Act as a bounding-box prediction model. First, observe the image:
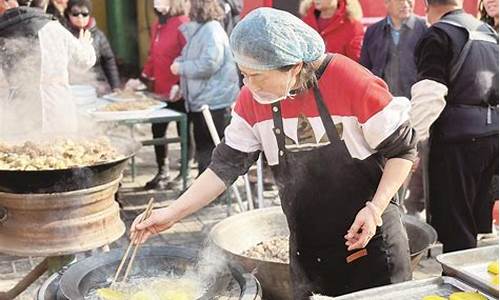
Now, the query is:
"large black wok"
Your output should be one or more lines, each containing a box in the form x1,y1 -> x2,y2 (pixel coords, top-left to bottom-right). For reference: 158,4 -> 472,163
57,246 -> 261,300
0,136 -> 141,193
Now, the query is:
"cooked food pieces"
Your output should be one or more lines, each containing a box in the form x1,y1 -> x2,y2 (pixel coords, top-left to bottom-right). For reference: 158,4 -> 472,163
488,261 -> 499,275
99,99 -> 163,112
423,292 -> 487,300
243,236 -> 289,263
422,296 -> 447,300
130,291 -> 156,300
110,90 -> 139,100
492,274 -> 499,286
449,292 -> 487,300
0,137 -> 122,170
96,288 -> 126,300
93,277 -> 201,300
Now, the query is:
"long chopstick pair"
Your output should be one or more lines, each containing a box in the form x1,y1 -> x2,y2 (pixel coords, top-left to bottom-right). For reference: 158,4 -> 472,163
112,197 -> 155,284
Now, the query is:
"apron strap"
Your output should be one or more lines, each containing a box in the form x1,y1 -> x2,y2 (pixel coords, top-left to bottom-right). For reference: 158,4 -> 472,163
271,53 -> 338,165
312,54 -> 341,143
271,101 -> 287,164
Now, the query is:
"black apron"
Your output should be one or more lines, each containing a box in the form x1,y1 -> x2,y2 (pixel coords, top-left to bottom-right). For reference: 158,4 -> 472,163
270,55 -> 411,299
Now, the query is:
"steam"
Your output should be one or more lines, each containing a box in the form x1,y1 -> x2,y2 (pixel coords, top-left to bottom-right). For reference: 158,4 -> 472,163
0,29 -> 106,142
194,241 -> 228,285
0,37 -> 43,138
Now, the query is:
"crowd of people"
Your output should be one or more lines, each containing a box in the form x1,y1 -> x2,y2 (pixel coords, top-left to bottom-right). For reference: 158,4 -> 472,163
0,0 -> 498,299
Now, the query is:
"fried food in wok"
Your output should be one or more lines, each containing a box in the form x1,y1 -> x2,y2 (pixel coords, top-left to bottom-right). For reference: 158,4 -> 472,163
99,99 -> 163,112
0,137 -> 123,170
94,277 -> 200,300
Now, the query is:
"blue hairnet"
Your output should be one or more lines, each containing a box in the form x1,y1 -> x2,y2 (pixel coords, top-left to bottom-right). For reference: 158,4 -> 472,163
230,7 -> 326,71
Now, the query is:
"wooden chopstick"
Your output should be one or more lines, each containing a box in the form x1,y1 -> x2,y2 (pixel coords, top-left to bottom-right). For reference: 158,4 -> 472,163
112,197 -> 155,284
122,202 -> 155,282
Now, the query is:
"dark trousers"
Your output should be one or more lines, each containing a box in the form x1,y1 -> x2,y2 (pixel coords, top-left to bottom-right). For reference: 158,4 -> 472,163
429,135 -> 498,253
190,108 -> 228,175
151,100 -> 189,168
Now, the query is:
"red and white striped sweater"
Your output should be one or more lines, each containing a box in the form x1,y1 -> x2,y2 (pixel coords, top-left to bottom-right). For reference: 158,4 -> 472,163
223,55 -> 415,167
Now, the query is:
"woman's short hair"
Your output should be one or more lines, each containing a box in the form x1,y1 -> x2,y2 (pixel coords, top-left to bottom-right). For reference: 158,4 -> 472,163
189,0 -> 224,23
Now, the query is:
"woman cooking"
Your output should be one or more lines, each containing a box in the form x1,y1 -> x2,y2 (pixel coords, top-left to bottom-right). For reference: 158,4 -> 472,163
132,8 -> 417,299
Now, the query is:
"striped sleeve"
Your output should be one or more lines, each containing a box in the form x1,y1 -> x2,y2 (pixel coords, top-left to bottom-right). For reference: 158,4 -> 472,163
208,90 -> 263,186
354,75 -> 417,161
224,90 -> 263,153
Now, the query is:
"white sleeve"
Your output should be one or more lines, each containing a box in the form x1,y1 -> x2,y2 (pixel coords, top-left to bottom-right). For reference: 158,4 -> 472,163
38,22 -> 96,71
224,111 -> 262,153
65,26 -> 96,70
55,22 -> 96,70
410,79 -> 448,141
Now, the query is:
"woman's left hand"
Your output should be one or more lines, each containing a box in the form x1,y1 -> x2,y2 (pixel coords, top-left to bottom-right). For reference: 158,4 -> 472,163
344,206 -> 379,251
170,63 -> 180,75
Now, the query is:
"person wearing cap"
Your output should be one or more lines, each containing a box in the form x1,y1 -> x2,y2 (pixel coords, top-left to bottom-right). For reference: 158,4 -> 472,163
131,8 -> 417,299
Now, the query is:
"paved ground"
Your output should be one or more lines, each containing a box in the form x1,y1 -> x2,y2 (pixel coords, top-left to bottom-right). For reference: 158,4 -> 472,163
0,123 -> 497,299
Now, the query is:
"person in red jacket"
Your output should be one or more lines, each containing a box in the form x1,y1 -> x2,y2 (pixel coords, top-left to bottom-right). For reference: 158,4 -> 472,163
302,0 -> 364,62
142,0 -> 189,190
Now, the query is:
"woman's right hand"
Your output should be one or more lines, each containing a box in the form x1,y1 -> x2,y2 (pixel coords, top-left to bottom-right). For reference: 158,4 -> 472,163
79,29 -> 92,44
129,169 -> 228,244
130,208 -> 176,244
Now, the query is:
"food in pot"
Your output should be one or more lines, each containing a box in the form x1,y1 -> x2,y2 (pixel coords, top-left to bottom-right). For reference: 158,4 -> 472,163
92,276 -> 202,300
0,137 -> 123,170
488,261 -> 498,275
449,292 -> 487,300
97,288 -> 126,300
99,99 -> 163,112
243,236 -> 289,263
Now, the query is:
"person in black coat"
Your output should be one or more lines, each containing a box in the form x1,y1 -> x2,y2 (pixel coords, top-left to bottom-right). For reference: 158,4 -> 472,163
360,0 -> 427,100
65,0 -> 120,92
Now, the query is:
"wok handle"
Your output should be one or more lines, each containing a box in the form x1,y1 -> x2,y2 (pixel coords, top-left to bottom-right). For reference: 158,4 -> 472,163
0,206 -> 7,225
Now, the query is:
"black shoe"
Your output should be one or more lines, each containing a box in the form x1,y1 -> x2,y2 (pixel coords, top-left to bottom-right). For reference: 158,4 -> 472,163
144,172 -> 170,190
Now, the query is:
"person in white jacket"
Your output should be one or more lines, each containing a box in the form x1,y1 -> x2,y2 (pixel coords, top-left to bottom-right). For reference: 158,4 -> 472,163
0,0 -> 95,137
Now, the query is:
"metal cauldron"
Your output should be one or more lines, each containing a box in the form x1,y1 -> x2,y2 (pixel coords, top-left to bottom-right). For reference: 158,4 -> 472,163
0,136 -> 141,256
0,177 -> 125,256
0,136 -> 141,193
36,246 -> 262,300
210,207 -> 437,300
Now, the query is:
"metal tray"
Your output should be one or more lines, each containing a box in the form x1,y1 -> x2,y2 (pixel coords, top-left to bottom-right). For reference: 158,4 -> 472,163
437,245 -> 499,297
311,277 -> 497,300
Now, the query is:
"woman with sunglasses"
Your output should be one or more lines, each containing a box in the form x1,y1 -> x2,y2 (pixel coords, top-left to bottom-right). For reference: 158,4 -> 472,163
64,0 -> 120,93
